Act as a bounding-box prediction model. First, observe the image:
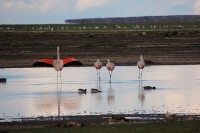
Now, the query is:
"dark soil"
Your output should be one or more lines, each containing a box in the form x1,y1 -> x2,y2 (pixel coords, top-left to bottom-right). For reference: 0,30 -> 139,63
0,114 -> 199,130
0,30 -> 200,68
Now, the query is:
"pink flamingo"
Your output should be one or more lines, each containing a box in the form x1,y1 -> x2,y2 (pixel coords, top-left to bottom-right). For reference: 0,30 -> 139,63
94,59 -> 103,80
106,59 -> 115,83
137,55 -> 145,79
33,46 -> 82,82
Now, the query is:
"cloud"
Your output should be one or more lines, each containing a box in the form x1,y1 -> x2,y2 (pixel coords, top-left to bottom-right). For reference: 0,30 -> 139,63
0,0 -> 70,24
75,0 -> 111,11
194,0 -> 200,14
2,0 -> 38,11
172,0 -> 190,5
170,0 -> 200,15
1,0 -> 68,12
0,0 -> 199,24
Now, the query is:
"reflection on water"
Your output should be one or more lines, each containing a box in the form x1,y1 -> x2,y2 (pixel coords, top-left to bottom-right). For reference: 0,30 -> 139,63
138,80 -> 145,106
35,83 -> 82,117
0,65 -> 200,121
108,83 -> 115,106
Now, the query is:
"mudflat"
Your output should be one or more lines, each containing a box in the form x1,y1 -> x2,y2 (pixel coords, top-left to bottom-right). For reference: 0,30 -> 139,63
0,30 -> 200,68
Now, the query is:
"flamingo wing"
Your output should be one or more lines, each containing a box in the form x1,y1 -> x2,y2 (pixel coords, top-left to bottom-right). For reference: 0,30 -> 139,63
63,57 -> 83,66
32,59 -> 53,67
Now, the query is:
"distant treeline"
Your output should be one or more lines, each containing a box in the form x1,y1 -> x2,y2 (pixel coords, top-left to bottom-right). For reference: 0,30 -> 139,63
65,15 -> 200,24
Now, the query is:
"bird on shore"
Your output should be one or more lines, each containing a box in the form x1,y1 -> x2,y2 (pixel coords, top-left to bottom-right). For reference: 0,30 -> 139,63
33,46 -> 82,83
137,55 -> 145,79
94,59 -> 103,80
106,59 -> 115,83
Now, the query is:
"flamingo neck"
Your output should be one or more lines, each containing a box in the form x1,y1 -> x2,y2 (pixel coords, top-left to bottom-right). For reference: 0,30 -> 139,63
140,55 -> 144,62
57,46 -> 60,60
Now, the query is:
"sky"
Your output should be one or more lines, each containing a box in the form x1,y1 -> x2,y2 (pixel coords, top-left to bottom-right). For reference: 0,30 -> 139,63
0,0 -> 200,24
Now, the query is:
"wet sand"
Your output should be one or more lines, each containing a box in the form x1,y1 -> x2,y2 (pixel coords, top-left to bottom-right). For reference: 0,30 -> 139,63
0,30 -> 200,68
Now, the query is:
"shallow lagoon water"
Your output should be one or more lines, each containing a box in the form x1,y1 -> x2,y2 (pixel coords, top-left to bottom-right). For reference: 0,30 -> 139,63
0,65 -> 200,121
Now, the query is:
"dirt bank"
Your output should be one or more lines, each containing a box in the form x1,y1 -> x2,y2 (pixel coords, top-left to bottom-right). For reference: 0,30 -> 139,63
0,114 -> 199,129
0,30 -> 200,68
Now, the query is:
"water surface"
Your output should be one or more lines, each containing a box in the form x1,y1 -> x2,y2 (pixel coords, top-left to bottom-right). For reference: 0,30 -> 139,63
0,65 -> 200,121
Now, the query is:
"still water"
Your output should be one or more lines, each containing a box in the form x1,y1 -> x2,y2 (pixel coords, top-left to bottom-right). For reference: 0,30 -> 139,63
0,65 -> 200,121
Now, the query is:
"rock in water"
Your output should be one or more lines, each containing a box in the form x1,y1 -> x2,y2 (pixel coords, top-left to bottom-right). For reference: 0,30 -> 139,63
0,78 -> 6,83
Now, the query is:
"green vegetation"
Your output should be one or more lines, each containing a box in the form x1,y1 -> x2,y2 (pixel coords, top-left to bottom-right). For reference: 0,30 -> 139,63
1,23 -> 200,32
2,120 -> 200,133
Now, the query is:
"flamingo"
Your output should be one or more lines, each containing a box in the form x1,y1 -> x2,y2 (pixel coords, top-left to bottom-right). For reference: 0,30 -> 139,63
106,59 -> 115,83
33,46 -> 82,83
137,55 -> 145,79
94,59 -> 102,80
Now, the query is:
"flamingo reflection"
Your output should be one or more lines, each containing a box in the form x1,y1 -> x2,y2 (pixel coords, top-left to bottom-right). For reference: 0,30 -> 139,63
57,83 -> 61,117
35,84 -> 82,118
138,80 -> 145,106
90,80 -> 102,105
108,82 -> 115,106
91,79 -> 101,93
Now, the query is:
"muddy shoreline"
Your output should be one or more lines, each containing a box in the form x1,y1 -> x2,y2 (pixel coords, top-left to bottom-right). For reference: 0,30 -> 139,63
0,114 -> 199,129
0,30 -> 200,68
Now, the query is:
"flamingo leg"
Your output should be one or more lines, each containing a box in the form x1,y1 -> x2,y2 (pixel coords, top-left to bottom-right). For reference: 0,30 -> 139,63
141,69 -> 143,80
110,71 -> 112,83
109,71 -> 112,83
99,69 -> 101,80
60,71 -> 62,85
57,71 -> 59,84
96,69 -> 98,81
138,69 -> 140,79
139,79 -> 141,89
57,75 -> 58,92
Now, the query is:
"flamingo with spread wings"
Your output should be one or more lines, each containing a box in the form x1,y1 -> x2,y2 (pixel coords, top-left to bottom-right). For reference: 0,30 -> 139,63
33,46 -> 82,82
